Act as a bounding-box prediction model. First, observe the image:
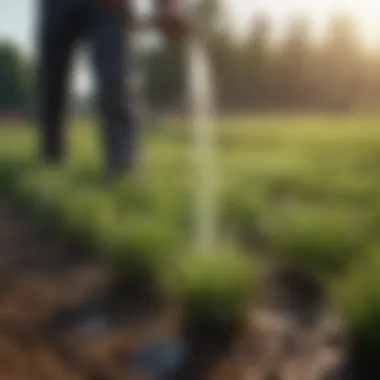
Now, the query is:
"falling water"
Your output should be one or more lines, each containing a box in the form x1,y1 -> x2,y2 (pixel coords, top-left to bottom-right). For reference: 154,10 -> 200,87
185,33 -> 218,255
134,4 -> 219,255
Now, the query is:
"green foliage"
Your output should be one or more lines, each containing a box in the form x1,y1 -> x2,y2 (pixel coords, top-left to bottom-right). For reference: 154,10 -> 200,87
143,8 -> 378,113
103,216 -> 177,284
172,249 -> 258,326
222,190 -> 263,228
13,167 -> 70,229
0,41 -> 33,113
268,206 -> 368,279
0,159 -> 25,194
114,178 -> 158,215
4,116 -> 380,334
324,175 -> 380,206
221,189 -> 268,248
58,187 -> 117,242
334,248 -> 380,350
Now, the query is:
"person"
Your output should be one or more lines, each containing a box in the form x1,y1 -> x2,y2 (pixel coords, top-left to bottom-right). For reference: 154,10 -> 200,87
37,0 -> 189,180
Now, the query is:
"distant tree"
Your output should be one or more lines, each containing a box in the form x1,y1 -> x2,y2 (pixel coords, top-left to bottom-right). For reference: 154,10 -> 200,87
320,13 -> 363,111
242,13 -> 273,109
0,41 -> 33,115
273,15 -> 314,109
141,9 -> 380,114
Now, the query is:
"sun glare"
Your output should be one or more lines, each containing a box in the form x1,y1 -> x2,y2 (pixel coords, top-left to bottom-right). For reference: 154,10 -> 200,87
226,0 -> 380,44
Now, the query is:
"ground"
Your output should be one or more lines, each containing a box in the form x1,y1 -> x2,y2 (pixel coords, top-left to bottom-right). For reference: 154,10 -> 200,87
0,200 -> 349,380
0,200 -> 244,380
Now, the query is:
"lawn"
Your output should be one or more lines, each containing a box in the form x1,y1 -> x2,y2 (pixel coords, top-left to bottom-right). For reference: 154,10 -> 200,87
1,115 -> 380,348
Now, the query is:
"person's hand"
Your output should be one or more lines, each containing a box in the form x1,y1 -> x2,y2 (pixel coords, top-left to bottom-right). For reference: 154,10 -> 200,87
154,4 -> 191,40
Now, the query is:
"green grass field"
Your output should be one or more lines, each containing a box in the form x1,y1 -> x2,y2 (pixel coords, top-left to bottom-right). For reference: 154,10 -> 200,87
2,115 -> 380,347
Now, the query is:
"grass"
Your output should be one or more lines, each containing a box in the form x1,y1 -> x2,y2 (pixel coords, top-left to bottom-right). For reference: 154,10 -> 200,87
2,115 -> 380,341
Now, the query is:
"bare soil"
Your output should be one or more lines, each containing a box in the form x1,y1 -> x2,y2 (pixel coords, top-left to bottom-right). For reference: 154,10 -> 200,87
0,200 -> 350,380
0,200 -> 244,380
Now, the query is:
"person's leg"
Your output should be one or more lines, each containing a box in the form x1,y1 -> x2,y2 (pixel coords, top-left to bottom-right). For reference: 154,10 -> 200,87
36,0 -> 87,164
89,6 -> 137,179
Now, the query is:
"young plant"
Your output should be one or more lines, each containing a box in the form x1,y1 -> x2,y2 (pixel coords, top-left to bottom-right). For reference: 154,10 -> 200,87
13,167 -> 69,227
102,216 -> 177,289
113,177 -> 159,215
333,248 -> 380,353
171,249 -> 259,327
221,189 -> 268,249
58,186 -> 117,243
268,206 -> 368,280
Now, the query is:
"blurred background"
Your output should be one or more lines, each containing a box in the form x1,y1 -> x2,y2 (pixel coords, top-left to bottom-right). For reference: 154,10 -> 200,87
3,0 -> 380,118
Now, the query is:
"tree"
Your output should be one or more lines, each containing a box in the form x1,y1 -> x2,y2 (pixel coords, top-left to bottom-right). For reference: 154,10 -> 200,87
273,15 -> 314,109
0,41 -> 33,115
141,9 -> 380,114
242,13 -> 273,109
320,13 -> 363,111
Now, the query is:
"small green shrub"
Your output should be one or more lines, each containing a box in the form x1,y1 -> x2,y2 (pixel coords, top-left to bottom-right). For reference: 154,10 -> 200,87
114,178 -> 158,214
324,176 -> 380,206
265,173 -> 319,202
172,249 -> 259,326
102,216 -> 177,285
13,167 -> 69,226
0,161 -> 20,194
221,189 -> 268,247
152,178 -> 193,233
58,187 -> 117,242
0,156 -> 36,195
333,248 -> 380,351
269,206 -> 367,279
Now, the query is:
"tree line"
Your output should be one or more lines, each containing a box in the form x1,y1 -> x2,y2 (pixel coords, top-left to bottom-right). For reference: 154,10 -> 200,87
144,10 -> 380,113
0,41 -> 34,117
3,8 -> 380,116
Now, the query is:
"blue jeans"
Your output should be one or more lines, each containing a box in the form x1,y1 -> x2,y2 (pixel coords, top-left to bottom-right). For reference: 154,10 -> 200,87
37,0 -> 137,176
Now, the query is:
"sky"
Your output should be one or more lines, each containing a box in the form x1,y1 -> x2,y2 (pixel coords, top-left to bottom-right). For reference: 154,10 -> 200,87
2,0 -> 380,93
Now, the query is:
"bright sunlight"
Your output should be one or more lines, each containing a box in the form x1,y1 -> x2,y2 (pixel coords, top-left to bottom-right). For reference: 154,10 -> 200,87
227,0 -> 380,43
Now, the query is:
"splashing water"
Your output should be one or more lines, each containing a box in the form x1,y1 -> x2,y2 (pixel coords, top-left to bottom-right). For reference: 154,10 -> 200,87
185,34 -> 218,255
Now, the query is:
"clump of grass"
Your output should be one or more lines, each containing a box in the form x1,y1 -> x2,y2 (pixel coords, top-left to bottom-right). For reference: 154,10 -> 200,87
58,186 -> 117,243
268,206 -> 368,279
333,248 -> 380,352
13,167 -> 69,227
0,161 -> 22,195
324,175 -> 380,206
152,177 -> 193,234
221,189 -> 268,248
0,155 -> 36,196
171,249 -> 259,327
102,216 -> 177,287
114,178 -> 158,214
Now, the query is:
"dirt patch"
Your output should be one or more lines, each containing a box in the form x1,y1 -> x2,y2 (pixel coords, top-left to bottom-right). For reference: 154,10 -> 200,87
0,200 -> 351,380
0,201 -> 244,380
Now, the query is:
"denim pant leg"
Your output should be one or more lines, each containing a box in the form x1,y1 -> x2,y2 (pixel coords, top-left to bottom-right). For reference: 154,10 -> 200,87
37,0 -> 87,163
89,8 -> 137,176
